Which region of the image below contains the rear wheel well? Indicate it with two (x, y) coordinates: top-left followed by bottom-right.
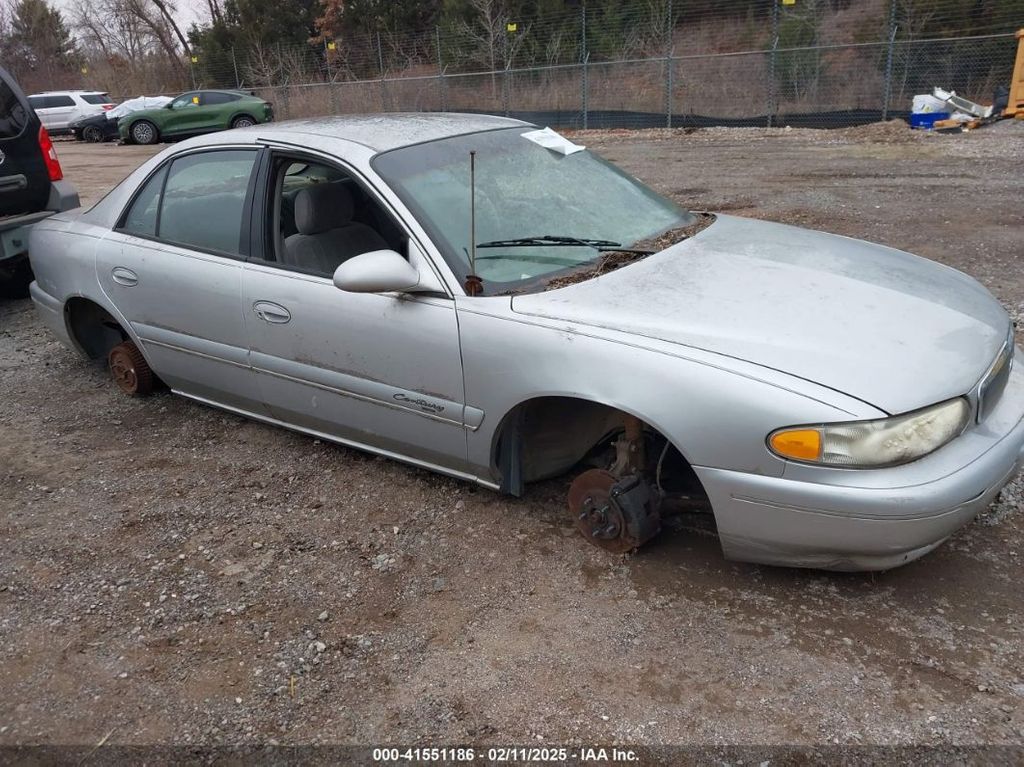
(64, 298), (127, 360)
(492, 396), (706, 500)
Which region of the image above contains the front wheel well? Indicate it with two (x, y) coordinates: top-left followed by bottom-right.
(64, 297), (128, 360)
(491, 396), (706, 501)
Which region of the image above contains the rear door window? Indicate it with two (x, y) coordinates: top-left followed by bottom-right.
(47, 95), (75, 108)
(202, 92), (238, 105)
(119, 151), (258, 254)
(0, 78), (29, 139)
(158, 150), (257, 255)
(27, 95), (45, 111)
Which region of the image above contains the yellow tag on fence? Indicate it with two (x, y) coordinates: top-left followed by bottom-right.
(327, 41), (336, 50)
(506, 22), (517, 32)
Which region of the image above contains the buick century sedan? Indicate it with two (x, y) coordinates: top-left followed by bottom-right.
(28, 114), (1024, 570)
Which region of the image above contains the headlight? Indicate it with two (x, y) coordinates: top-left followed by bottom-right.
(768, 397), (970, 468)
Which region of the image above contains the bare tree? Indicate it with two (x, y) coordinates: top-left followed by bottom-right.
(243, 38), (283, 87)
(71, 0), (193, 91)
(147, 0), (190, 56)
(457, 0), (529, 98)
(278, 41), (313, 85)
(73, 0), (191, 83)
(74, 0), (149, 61)
(622, 0), (672, 58)
(0, 0), (11, 44)
(204, 0), (221, 26)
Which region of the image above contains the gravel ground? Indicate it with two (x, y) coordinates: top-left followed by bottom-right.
(1, 124), (1023, 752)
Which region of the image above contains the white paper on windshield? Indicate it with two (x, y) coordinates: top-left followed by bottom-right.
(520, 127), (584, 155)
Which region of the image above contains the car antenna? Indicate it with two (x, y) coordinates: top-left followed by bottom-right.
(464, 150), (483, 296)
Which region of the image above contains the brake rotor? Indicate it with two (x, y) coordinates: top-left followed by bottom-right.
(567, 468), (636, 554)
(108, 341), (154, 396)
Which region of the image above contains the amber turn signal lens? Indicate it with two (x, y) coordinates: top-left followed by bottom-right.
(769, 429), (822, 462)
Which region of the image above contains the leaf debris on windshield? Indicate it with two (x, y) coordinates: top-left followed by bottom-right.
(544, 212), (716, 290)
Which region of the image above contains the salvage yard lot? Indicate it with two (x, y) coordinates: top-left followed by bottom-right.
(1, 123), (1023, 747)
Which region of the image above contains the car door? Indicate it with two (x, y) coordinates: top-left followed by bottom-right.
(197, 92), (234, 131)
(27, 95), (58, 131)
(97, 146), (266, 414)
(43, 95), (76, 130)
(162, 92), (205, 136)
(240, 151), (473, 475)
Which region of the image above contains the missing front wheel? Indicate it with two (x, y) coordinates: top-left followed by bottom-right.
(567, 468), (661, 553)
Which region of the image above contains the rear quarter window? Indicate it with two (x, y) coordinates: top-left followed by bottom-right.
(202, 92), (239, 105)
(0, 79), (30, 139)
(81, 93), (111, 105)
(120, 165), (168, 238)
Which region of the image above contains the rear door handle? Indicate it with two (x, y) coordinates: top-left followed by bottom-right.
(253, 301), (291, 324)
(111, 267), (138, 286)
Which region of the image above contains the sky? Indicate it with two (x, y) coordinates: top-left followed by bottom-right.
(51, 0), (208, 34)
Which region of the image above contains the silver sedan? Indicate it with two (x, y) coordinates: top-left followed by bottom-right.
(27, 113), (1024, 570)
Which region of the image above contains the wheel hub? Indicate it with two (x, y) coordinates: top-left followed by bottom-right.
(568, 469), (631, 553)
(568, 469), (663, 554)
(109, 348), (139, 393)
(107, 341), (154, 396)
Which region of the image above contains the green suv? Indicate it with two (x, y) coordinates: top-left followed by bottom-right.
(119, 89), (273, 145)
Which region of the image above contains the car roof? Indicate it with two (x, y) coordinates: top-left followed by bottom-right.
(248, 112), (532, 152)
(29, 90), (109, 96)
(175, 89), (252, 96)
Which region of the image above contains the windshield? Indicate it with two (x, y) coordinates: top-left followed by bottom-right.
(372, 127), (694, 295)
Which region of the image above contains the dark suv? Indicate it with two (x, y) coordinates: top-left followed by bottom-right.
(1, 66), (79, 297)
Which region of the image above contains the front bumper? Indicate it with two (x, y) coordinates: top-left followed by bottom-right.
(695, 348), (1024, 571)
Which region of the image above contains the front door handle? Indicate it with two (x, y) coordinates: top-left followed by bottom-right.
(111, 267), (138, 287)
(253, 300), (291, 324)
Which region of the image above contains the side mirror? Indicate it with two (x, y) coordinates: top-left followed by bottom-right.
(333, 250), (422, 293)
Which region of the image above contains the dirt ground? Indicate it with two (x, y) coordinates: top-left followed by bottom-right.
(1, 123), (1023, 753)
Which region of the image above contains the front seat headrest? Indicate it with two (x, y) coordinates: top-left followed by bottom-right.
(293, 183), (355, 236)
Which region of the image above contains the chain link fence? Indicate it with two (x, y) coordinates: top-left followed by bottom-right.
(117, 0), (1020, 129)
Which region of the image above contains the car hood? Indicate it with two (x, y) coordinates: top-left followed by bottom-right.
(70, 114), (106, 127)
(511, 214), (1009, 414)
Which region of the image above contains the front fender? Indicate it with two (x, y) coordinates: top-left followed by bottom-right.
(456, 299), (885, 486)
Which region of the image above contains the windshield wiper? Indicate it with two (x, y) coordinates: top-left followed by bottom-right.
(476, 235), (653, 254)
(473, 253), (583, 266)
